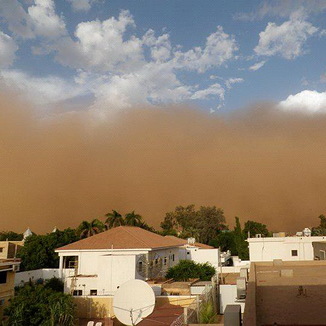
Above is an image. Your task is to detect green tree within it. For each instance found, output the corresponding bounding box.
[243,220,270,238]
[105,210,125,229]
[166,260,215,281]
[210,230,237,255]
[0,231,23,241]
[234,217,249,260]
[160,205,226,244]
[195,206,226,244]
[312,214,326,236]
[125,211,143,226]
[77,219,104,239]
[17,229,78,271]
[3,281,75,326]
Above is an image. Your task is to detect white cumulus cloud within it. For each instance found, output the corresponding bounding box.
[0,31,18,67]
[254,13,318,59]
[225,77,243,89]
[191,83,225,100]
[67,0,93,12]
[174,26,238,73]
[0,69,85,106]
[279,89,326,113]
[27,0,66,39]
[249,60,266,71]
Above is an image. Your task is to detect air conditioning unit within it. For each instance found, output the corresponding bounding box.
[13,265,20,272]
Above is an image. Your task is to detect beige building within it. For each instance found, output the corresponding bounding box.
[0,241,23,260]
[244,260,326,326]
[0,242,22,319]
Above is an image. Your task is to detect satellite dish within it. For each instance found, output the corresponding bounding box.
[113,279,155,325]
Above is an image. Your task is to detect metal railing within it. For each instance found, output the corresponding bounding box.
[170,275,218,325]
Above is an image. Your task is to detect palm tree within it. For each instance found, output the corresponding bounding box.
[105,210,125,229]
[78,219,104,239]
[125,211,143,226]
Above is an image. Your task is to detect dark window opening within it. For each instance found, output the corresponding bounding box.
[291,250,298,257]
[90,289,97,296]
[63,256,78,269]
[138,261,143,272]
[73,290,82,296]
[0,271,7,284]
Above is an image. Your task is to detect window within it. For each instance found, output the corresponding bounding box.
[63,256,78,269]
[164,257,167,265]
[73,290,82,296]
[0,248,3,253]
[291,250,298,257]
[138,261,143,272]
[0,271,7,284]
[172,254,175,261]
[90,289,97,296]
[187,251,190,255]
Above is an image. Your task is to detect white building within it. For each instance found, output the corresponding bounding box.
[56,226,182,296]
[248,232,326,262]
[165,236,220,269]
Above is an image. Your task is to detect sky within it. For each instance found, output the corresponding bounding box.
[0,0,325,115]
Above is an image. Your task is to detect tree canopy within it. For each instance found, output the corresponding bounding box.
[105,210,125,229]
[77,219,104,239]
[312,214,326,236]
[243,220,270,238]
[160,205,226,244]
[17,229,78,271]
[0,231,23,241]
[166,260,216,281]
[3,279,75,326]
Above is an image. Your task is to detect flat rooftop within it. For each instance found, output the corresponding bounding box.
[245,260,326,326]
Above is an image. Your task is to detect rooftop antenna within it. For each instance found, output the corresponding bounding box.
[113,279,155,325]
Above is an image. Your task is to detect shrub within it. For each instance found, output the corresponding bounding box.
[166,260,215,281]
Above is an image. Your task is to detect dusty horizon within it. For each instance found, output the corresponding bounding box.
[1,88,326,234]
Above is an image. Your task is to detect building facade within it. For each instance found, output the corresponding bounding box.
[0,244,21,319]
[56,226,182,296]
[248,235,326,262]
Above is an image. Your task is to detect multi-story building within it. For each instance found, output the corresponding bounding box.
[56,226,183,296]
[0,242,21,319]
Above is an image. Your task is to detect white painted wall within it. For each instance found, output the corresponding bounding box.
[185,247,220,269]
[219,284,245,314]
[15,268,59,286]
[248,236,326,262]
[57,247,180,296]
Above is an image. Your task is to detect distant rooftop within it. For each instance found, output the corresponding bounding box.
[56,226,183,251]
[164,235,214,249]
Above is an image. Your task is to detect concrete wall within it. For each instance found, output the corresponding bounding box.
[219,285,245,314]
[15,268,59,286]
[73,295,195,319]
[184,248,220,269]
[248,236,326,262]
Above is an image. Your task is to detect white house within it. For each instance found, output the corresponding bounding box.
[165,236,220,269]
[56,226,182,296]
[248,232,326,262]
